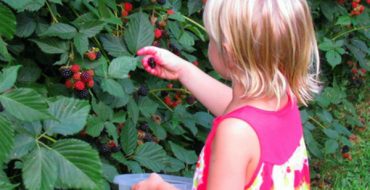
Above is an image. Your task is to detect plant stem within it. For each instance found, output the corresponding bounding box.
[150,92,174,112]
[37,132,57,143]
[183,16,207,33]
[332,25,370,41]
[45,1,59,23]
[309,116,326,129]
[150,88,190,94]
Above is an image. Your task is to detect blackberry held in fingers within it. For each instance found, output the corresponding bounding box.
[148,57,156,69]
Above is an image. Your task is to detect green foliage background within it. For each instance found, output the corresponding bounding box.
[0,0,368,189]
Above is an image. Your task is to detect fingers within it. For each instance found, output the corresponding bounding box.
[137,46,160,56]
[142,55,158,76]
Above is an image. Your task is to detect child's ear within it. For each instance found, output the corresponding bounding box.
[222,42,237,69]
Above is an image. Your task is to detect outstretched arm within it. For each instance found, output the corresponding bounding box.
[137,46,232,116]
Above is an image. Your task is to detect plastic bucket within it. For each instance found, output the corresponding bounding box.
[114,174,193,190]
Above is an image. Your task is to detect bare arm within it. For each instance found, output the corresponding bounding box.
[137,46,232,116]
[178,63,232,116]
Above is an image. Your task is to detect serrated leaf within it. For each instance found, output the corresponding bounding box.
[0,88,51,121]
[120,121,137,155]
[102,162,119,183]
[194,112,213,128]
[0,3,16,39]
[22,148,57,190]
[173,105,197,135]
[9,134,36,159]
[148,120,167,140]
[2,0,45,12]
[92,100,113,121]
[101,78,126,97]
[124,12,154,54]
[0,37,12,61]
[108,56,137,79]
[105,122,118,142]
[134,142,167,172]
[325,139,338,154]
[162,156,185,173]
[169,141,198,164]
[31,38,69,54]
[0,65,21,93]
[138,97,158,118]
[41,23,77,39]
[187,0,203,16]
[51,139,103,189]
[0,181,18,190]
[53,53,69,65]
[44,97,91,136]
[49,0,62,4]
[86,116,105,137]
[0,116,14,163]
[127,98,139,124]
[99,34,130,57]
[78,20,105,38]
[323,128,339,139]
[73,33,89,56]
[17,59,41,82]
[326,50,341,68]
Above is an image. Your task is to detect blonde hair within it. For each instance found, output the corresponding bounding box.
[203,0,320,106]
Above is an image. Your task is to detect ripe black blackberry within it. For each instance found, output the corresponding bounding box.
[60,68,73,79]
[111,146,121,153]
[139,123,149,131]
[148,57,156,68]
[161,91,169,97]
[99,144,111,154]
[75,89,90,99]
[143,133,154,142]
[341,145,350,153]
[157,0,166,5]
[186,96,196,104]
[138,85,149,96]
[96,51,102,59]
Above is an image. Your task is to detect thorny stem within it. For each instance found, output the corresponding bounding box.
[309,116,326,129]
[332,25,370,41]
[46,1,59,23]
[150,92,174,112]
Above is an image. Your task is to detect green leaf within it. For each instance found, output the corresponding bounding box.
[127,98,139,124]
[53,53,69,65]
[16,59,41,82]
[101,78,126,97]
[44,97,91,136]
[326,50,341,68]
[108,56,137,79]
[73,33,89,55]
[0,37,12,61]
[102,162,119,183]
[134,142,167,172]
[49,0,62,4]
[22,148,57,190]
[9,134,36,159]
[162,156,185,173]
[30,38,69,54]
[194,112,214,128]
[105,122,118,142]
[2,0,45,12]
[86,116,105,137]
[323,128,339,139]
[0,65,21,93]
[319,39,334,51]
[148,120,167,140]
[0,181,18,190]
[0,116,14,163]
[99,34,130,57]
[78,20,106,38]
[120,121,137,155]
[0,3,16,39]
[124,12,155,54]
[169,141,198,164]
[336,15,351,25]
[173,105,197,135]
[41,23,77,39]
[92,100,113,121]
[51,139,103,189]
[0,88,51,121]
[325,139,338,154]
[138,97,158,118]
[187,0,203,15]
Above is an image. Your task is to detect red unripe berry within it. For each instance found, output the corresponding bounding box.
[121,9,129,17]
[167,83,173,89]
[360,68,366,74]
[193,61,199,66]
[74,81,85,90]
[85,51,97,61]
[87,80,95,88]
[167,9,175,15]
[353,0,360,3]
[154,29,162,39]
[367,0,370,4]
[124,2,133,12]
[342,153,350,159]
[65,80,73,89]
[87,69,95,77]
[70,64,80,73]
[164,96,173,106]
[351,68,358,74]
[73,72,81,80]
[352,2,359,8]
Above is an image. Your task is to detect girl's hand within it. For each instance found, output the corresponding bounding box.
[131,173,168,190]
[137,46,189,80]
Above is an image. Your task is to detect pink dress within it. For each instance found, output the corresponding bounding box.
[192,94,310,190]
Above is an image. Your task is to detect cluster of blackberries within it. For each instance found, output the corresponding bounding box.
[60,64,95,99]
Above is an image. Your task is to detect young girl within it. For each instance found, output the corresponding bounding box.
[132,0,320,189]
